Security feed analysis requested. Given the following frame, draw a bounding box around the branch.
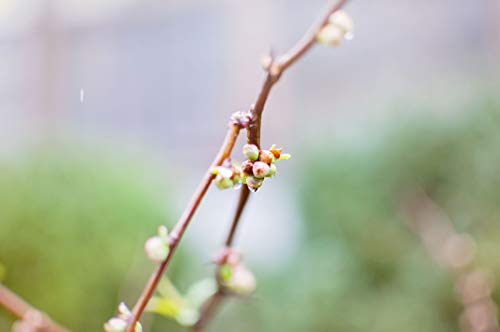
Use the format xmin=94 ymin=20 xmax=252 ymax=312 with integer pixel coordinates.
xmin=191 ymin=0 xmax=348 ymax=330
xmin=0 ymin=283 xmax=69 ymax=332
xmin=125 ymin=122 xmax=243 ymax=332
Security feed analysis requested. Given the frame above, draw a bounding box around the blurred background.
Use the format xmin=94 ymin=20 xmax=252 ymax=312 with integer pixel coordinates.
xmin=1 ymin=0 xmax=500 ymax=331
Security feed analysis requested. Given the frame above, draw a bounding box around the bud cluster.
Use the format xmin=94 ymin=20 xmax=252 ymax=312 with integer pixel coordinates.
xmin=217 ymin=250 xmax=256 ymax=296
xmin=316 ymin=10 xmax=353 ymax=47
xmin=212 ymin=161 xmax=243 ymax=190
xmin=212 ymin=145 xmax=290 ymax=191
xmin=104 ymin=303 xmax=142 ymax=332
xmin=144 ymin=226 xmax=170 ymax=263
xmin=241 ymin=144 xmax=290 ymax=192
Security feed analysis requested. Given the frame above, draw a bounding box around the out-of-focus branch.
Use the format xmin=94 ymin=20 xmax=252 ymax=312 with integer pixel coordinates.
xmin=403 ymin=190 xmax=500 ymax=332
xmin=0 ymin=283 xmax=69 ymax=332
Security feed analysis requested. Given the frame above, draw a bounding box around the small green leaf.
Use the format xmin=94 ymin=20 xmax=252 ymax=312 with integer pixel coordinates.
xmin=146 ymin=297 xmax=181 ymax=318
xmin=157 ymin=277 xmax=184 ymax=303
xmin=186 ymin=278 xmax=217 ymax=308
xmin=279 ymin=153 xmax=292 ymax=160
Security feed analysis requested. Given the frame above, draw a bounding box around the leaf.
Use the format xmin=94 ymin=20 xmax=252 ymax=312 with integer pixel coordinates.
xmin=156 ymin=277 xmax=183 ymax=303
xmin=185 ymin=278 xmax=217 ymax=308
xmin=146 ymin=297 xmax=181 ymax=318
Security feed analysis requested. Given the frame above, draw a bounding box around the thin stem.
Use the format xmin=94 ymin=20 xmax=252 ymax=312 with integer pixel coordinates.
xmin=190 ymin=290 xmax=225 ymax=332
xmin=126 ymin=123 xmax=241 ymax=332
xmin=192 ymin=1 xmax=348 ymax=330
xmin=0 ymin=283 xmax=69 ymax=332
xmin=225 ymin=186 xmax=251 ymax=247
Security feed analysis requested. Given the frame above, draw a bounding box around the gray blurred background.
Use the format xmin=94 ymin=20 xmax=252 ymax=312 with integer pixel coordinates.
xmin=2 ymin=0 xmax=500 ymax=267
xmin=2 ymin=1 xmax=500 ymax=331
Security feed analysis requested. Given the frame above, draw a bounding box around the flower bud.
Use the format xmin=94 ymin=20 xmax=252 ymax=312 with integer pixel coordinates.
xmin=260 ymin=54 xmax=273 ymax=71
xmin=144 ymin=236 xmax=169 ymax=263
xmin=221 ymin=264 xmax=256 ymax=296
xmin=211 ymin=166 xmax=233 ymax=178
xmin=329 ymin=10 xmax=353 ymax=34
xmin=243 ymin=144 xmax=260 ymax=161
xmin=316 ymin=25 xmax=344 ymax=46
xmin=266 ymin=163 xmax=277 ymax=177
xmin=246 ymin=176 xmax=263 ymax=191
xmin=252 ymin=161 xmax=270 ymax=178
xmin=269 ymin=147 xmax=282 ymax=160
xmin=241 ymin=160 xmax=254 ymax=175
xmin=118 ymin=302 xmax=131 ymax=317
xmin=259 ymin=150 xmax=274 ymax=164
xmin=215 ymin=174 xmax=234 ymax=189
xmin=104 ymin=318 xmax=127 ymax=332
xmin=158 ymin=225 xmax=168 ymax=240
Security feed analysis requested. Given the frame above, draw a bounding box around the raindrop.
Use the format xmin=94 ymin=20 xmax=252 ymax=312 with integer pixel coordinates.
xmin=80 ymin=89 xmax=85 ymax=103
xmin=233 ymin=182 xmax=242 ymax=190
xmin=345 ymin=32 xmax=354 ymax=41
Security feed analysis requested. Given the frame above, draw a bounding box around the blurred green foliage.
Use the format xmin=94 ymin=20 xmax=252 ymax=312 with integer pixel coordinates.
xmin=206 ymin=100 xmax=500 ymax=332
xmin=3 ymin=100 xmax=500 ymax=332
xmin=0 ymin=149 xmax=181 ymax=331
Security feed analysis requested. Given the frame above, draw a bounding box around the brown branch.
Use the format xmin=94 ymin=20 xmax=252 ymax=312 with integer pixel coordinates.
xmin=125 ymin=123 xmax=242 ymax=332
xmin=191 ymin=1 xmax=347 ymax=330
xmin=190 ymin=290 xmax=225 ymax=332
xmin=0 ymin=283 xmax=69 ymax=332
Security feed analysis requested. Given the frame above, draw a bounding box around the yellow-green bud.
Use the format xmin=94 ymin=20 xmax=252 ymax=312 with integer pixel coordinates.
xmin=243 ymin=144 xmax=260 ymax=161
xmin=316 ymin=25 xmax=344 ymax=46
xmin=144 ymin=236 xmax=169 ymax=263
xmin=104 ymin=318 xmax=127 ymax=332
xmin=266 ymin=163 xmax=277 ymax=177
xmin=329 ymin=10 xmax=353 ymax=34
xmin=215 ymin=174 xmax=234 ymax=189
xmin=246 ymin=176 xmax=263 ymax=191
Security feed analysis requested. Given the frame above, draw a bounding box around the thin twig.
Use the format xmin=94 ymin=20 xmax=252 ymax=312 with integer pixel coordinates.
xmin=190 ymin=290 xmax=225 ymax=332
xmin=191 ymin=1 xmax=347 ymax=330
xmin=0 ymin=283 xmax=69 ymax=332
xmin=125 ymin=124 xmax=242 ymax=332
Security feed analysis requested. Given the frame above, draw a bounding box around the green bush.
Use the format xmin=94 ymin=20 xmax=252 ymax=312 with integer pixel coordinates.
xmin=0 ymin=149 xmax=181 ymax=331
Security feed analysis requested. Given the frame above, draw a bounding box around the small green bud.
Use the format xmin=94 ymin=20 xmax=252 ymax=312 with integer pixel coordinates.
xmin=219 ymin=264 xmax=232 ymax=282
xmin=259 ymin=150 xmax=274 ymax=164
xmin=118 ymin=302 xmax=131 ymax=317
xmin=246 ymin=176 xmax=263 ymax=191
xmin=215 ymin=174 xmax=234 ymax=189
xmin=266 ymin=164 xmax=277 ymax=177
xmin=329 ymin=10 xmax=353 ymax=34
xmin=145 ymin=236 xmax=170 ymax=263
xmin=243 ymin=144 xmax=260 ymax=161
xmin=104 ymin=318 xmax=127 ymax=332
xmin=222 ymin=264 xmax=257 ymax=296
xmin=316 ymin=24 xmax=344 ymax=46
xmin=252 ymin=161 xmax=270 ymax=178
xmin=211 ymin=166 xmax=233 ymax=178
xmin=157 ymin=225 xmax=168 ymax=240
